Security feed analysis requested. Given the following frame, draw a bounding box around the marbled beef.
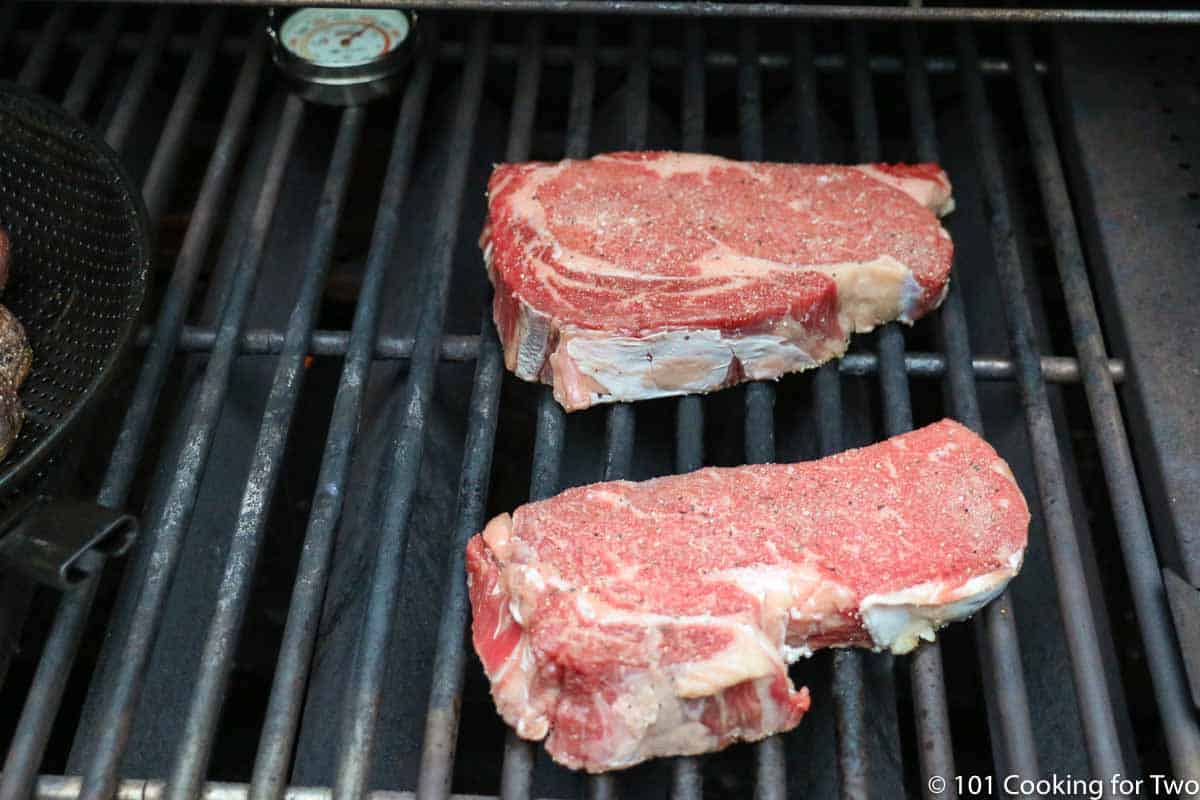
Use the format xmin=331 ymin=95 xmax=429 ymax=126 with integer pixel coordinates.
xmin=483 ymin=152 xmax=954 ymax=410
xmin=467 ymin=420 xmax=1027 ymax=772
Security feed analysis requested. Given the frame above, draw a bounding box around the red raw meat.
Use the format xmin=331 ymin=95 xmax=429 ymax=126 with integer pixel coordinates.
xmin=467 ymin=419 xmax=1027 ymax=772
xmin=482 ymin=152 xmax=954 ymax=410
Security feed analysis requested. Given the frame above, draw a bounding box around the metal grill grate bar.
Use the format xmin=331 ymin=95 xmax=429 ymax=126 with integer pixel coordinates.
xmin=790 ymin=23 xmax=871 ymax=800
xmin=414 ymin=22 xmax=545 ymax=800
xmin=734 ymin=23 xmax=788 ymax=800
xmin=331 ymin=20 xmax=489 ymax=799
xmin=249 ymin=49 xmax=437 ymax=800
xmin=66 ymin=1 xmax=1200 ymax=25
xmin=1007 ymin=29 xmax=1200 ymax=778
xmin=139 ymin=9 xmax=228 ymax=223
xmin=74 ymin=92 xmax=307 ymax=800
xmin=61 ymin=5 xmax=124 ymax=116
xmin=499 ymin=18 xmax=595 ymax=800
xmin=11 ymin=24 xmax=1054 ymax=78
xmin=146 ymin=326 xmax=1123 ymax=384
xmin=581 ymin=19 xmax=653 ymax=800
xmin=164 ymin=106 xmax=366 ymax=800
xmin=848 ymin=26 xmax=960 ymax=798
xmin=0 ymin=26 xmax=267 ymax=800
xmin=956 ymin=25 xmax=1129 ymax=782
xmin=670 ymin=18 xmax=706 ymax=800
xmin=103 ymin=8 xmax=175 ymax=150
xmin=899 ymin=24 xmax=1043 ymax=787
xmin=16 ymin=5 xmax=71 ymax=89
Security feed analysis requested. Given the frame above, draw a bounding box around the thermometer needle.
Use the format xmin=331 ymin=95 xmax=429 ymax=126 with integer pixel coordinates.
xmin=340 ymin=26 xmax=369 ymax=46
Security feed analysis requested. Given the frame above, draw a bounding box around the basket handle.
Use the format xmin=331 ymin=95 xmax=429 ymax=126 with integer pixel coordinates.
xmin=0 ymin=496 xmax=137 ymax=590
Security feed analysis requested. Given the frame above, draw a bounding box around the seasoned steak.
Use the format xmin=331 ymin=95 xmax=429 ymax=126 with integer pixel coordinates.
xmin=0 ymin=226 xmax=9 ymax=292
xmin=483 ymin=152 xmax=954 ymax=410
xmin=0 ymin=228 xmax=30 ymax=460
xmin=467 ymin=420 xmax=1028 ymax=772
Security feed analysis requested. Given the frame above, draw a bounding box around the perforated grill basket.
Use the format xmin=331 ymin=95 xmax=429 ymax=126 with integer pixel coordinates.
xmin=0 ymin=82 xmax=150 ymax=588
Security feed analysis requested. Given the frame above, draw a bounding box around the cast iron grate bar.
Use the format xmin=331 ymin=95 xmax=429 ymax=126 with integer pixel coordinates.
xmin=735 ymin=22 xmax=788 ymax=800
xmin=414 ymin=21 xmax=545 ymax=800
xmin=670 ymin=17 xmax=705 ymax=800
xmin=330 ymin=20 xmax=489 ymax=799
xmin=579 ymin=19 xmax=652 ymax=800
xmin=0 ymin=21 xmax=266 ymax=800
xmin=60 ymin=4 xmax=123 ymax=116
xmin=793 ymin=22 xmax=870 ymax=800
xmin=499 ymin=18 xmax=595 ymax=800
xmin=138 ymin=9 xmax=228 ymax=222
xmin=165 ymin=106 xmax=366 ymax=800
xmin=103 ymin=8 xmax=175 ymax=150
xmin=16 ymin=4 xmax=71 ymax=89
xmin=142 ymin=325 xmax=1124 ymax=383
xmin=1007 ymin=29 xmax=1200 ymax=778
xmin=899 ymin=24 xmax=1043 ymax=789
xmin=848 ymin=25 xmax=960 ymax=799
xmin=59 ymin=1 xmax=1200 ymax=25
xmin=249 ymin=46 xmax=437 ymax=800
xmin=956 ymin=25 xmax=1130 ymax=784
xmin=4 ymin=24 xmax=1052 ymax=78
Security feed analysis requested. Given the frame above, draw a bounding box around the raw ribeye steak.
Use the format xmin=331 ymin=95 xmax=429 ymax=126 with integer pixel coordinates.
xmin=482 ymin=151 xmax=954 ymax=411
xmin=467 ymin=419 xmax=1027 ymax=772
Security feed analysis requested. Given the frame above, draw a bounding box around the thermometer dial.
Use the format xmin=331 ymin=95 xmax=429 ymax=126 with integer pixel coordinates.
xmin=268 ymin=7 xmax=418 ymax=106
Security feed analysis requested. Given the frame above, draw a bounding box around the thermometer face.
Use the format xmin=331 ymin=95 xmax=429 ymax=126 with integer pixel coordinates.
xmin=279 ymin=8 xmax=411 ymax=68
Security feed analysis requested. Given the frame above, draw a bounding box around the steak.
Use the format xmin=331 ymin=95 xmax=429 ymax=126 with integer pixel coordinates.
xmin=467 ymin=419 xmax=1028 ymax=772
xmin=0 ymin=226 xmax=10 ymax=292
xmin=0 ymin=228 xmax=30 ymax=460
xmin=483 ymin=152 xmax=954 ymax=411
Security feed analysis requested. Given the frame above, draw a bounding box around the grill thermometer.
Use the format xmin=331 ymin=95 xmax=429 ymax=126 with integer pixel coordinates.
xmin=267 ymin=7 xmax=417 ymax=106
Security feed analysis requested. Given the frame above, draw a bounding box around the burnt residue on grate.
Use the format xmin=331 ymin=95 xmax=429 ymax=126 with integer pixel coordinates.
xmin=0 ymin=6 xmax=1196 ymax=800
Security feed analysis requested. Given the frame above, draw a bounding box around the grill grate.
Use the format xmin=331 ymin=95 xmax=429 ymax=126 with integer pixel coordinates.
xmin=0 ymin=5 xmax=1195 ymax=799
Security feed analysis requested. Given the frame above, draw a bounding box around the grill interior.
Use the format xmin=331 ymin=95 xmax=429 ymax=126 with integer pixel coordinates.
xmin=0 ymin=4 xmax=1196 ymax=799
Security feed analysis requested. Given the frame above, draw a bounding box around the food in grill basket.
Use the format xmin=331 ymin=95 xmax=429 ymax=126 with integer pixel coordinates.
xmin=0 ymin=227 xmax=31 ymax=460
xmin=482 ymin=151 xmax=955 ymax=411
xmin=466 ymin=419 xmax=1028 ymax=772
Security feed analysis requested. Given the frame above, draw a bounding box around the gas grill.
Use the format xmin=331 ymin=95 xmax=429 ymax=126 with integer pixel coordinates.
xmin=0 ymin=3 xmax=1198 ymax=799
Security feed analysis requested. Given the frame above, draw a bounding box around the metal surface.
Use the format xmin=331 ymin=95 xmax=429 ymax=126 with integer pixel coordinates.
xmin=1163 ymin=570 xmax=1200 ymax=712
xmin=64 ymin=1 xmax=1200 ymax=24
xmin=9 ymin=26 xmax=1049 ymax=76
xmin=32 ymin=776 xmax=497 ymax=800
xmin=136 ymin=327 xmax=1126 ymax=382
xmin=0 ymin=498 xmax=137 ymax=589
xmin=1052 ymin=28 xmax=1200 ymax=596
xmin=0 ymin=7 xmax=1193 ymax=800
